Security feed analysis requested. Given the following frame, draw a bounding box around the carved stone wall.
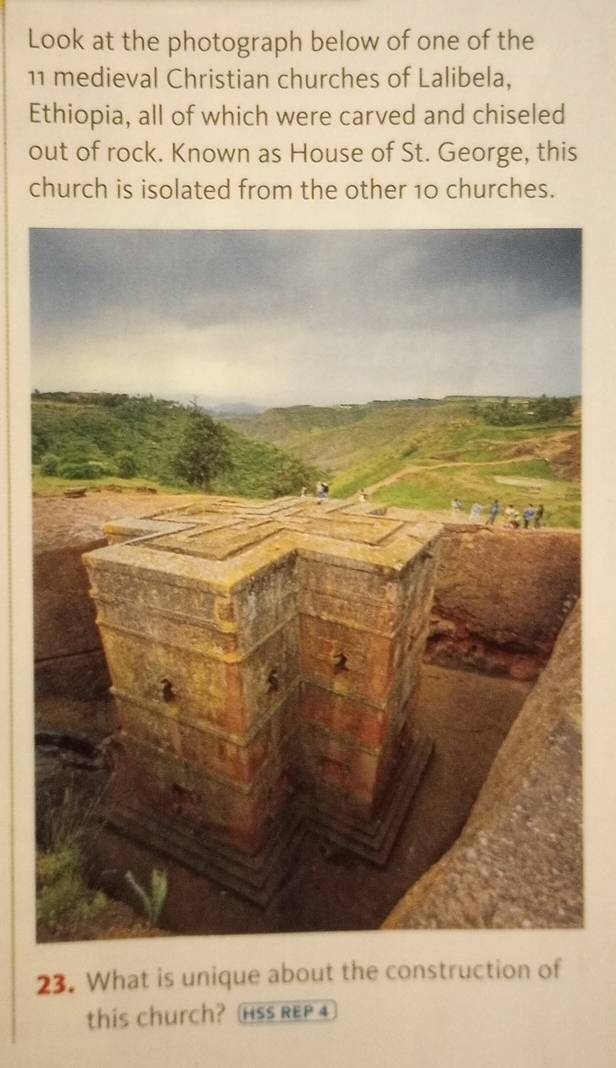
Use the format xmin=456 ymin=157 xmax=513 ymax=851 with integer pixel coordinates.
xmin=84 ymin=497 xmax=440 ymax=893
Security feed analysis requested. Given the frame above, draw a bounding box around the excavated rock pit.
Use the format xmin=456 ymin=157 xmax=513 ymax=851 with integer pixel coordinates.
xmin=33 ymin=495 xmax=582 ymax=933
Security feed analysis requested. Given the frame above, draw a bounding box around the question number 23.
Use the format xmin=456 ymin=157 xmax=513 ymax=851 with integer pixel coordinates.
xmin=37 ymin=974 xmax=75 ymax=995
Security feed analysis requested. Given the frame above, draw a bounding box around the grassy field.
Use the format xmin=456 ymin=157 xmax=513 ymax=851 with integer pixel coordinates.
xmin=372 ymin=460 xmax=580 ymax=528
xmin=230 ymin=397 xmax=580 ymax=527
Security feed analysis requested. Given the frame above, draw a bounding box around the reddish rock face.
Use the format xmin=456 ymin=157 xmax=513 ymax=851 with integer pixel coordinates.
xmin=84 ymin=496 xmax=441 ymax=863
xmin=426 ymin=527 xmax=580 ymax=679
xmin=384 ymin=601 xmax=582 ymax=930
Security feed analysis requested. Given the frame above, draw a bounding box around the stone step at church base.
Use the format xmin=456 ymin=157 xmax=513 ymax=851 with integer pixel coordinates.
xmin=103 ymin=792 xmax=307 ymax=908
xmin=307 ymin=736 xmax=433 ymax=866
xmin=101 ymin=737 xmax=433 ymax=906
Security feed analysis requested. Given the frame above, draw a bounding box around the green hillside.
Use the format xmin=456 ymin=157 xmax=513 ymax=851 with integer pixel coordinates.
xmin=227 ymin=399 xmax=444 ymax=474
xmin=32 ymin=392 xmax=581 ymax=526
xmin=228 ymin=395 xmax=581 ymax=527
xmin=31 ymin=393 xmax=318 ymax=499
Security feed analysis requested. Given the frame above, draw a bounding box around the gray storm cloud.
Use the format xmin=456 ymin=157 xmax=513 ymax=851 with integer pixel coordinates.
xmin=31 ymin=228 xmax=581 ymax=404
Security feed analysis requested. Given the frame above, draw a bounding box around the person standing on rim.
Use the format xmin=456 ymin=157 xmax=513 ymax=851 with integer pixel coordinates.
xmin=450 ymin=497 xmax=464 ymax=520
xmin=523 ymin=504 xmax=536 ymax=529
xmin=487 ymin=499 xmax=500 ymax=526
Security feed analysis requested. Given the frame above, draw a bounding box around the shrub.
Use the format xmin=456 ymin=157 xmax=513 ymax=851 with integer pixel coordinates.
xmin=36 ymin=787 xmax=108 ymax=935
xmin=58 ymin=459 xmax=117 ymax=480
xmin=36 ymin=838 xmax=107 ymax=934
xmin=36 ymin=844 xmax=80 ymax=884
xmin=115 ymin=449 xmax=138 ymax=478
xmin=40 ymin=453 xmax=60 ymax=475
xmin=37 ymin=864 xmax=107 ymax=932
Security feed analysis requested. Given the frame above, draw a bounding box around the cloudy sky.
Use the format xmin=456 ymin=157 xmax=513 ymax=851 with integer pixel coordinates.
xmin=30 ymin=228 xmax=581 ymax=406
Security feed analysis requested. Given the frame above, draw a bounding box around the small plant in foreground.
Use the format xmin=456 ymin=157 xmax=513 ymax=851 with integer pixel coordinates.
xmin=125 ymin=868 xmax=168 ymax=925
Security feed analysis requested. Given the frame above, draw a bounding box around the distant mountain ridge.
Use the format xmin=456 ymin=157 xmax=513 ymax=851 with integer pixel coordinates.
xmin=206 ymin=402 xmax=266 ymax=417
xmin=227 ymin=395 xmax=580 ymax=471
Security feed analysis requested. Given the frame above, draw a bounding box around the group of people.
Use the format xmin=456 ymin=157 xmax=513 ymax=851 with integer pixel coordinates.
xmin=298 ymin=484 xmax=545 ymax=527
xmin=452 ymin=498 xmax=545 ymax=529
xmin=300 ymin=481 xmax=331 ymax=501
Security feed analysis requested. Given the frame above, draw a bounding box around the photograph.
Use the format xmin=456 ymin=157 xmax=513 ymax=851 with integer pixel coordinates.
xmin=31 ymin=227 xmax=582 ymax=941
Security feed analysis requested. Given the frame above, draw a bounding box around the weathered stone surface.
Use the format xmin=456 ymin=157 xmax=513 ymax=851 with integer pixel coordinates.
xmin=85 ymin=496 xmax=440 ymax=863
xmin=35 ymin=649 xmax=110 ymax=700
xmin=33 ymin=491 xmax=194 ymax=696
xmin=427 ymin=527 xmax=580 ymax=677
xmin=383 ymin=600 xmax=582 ymax=929
xmin=39 ymin=665 xmax=528 ymax=933
xmin=33 ymin=540 xmax=112 ymax=700
xmin=34 ymin=543 xmax=104 ymax=661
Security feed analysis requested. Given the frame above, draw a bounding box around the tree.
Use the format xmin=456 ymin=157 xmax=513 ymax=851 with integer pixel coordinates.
xmin=533 ymin=394 xmax=575 ymax=422
xmin=172 ymin=410 xmax=230 ymax=489
xmin=481 ymin=395 xmax=576 ymax=427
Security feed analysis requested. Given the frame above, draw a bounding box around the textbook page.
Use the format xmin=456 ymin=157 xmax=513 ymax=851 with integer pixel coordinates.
xmin=2 ymin=1 xmax=616 ymax=1065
